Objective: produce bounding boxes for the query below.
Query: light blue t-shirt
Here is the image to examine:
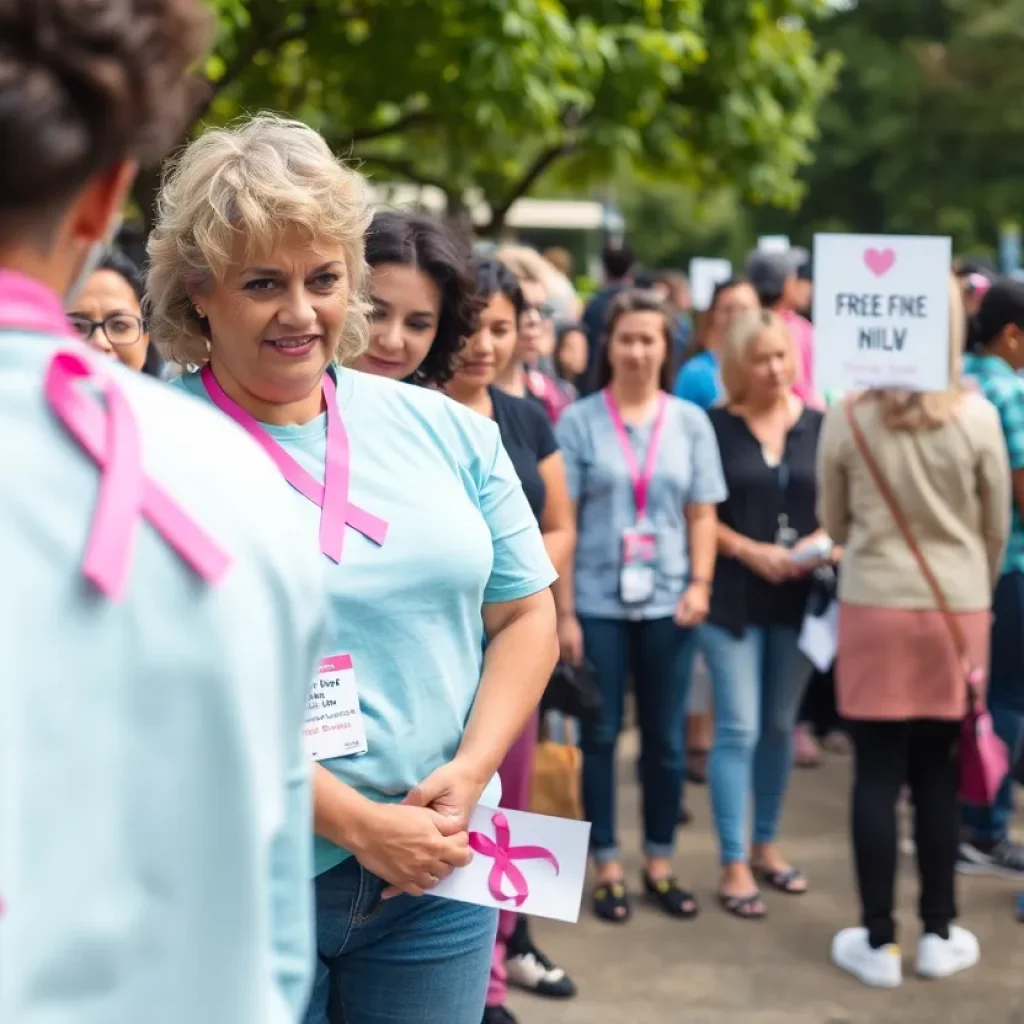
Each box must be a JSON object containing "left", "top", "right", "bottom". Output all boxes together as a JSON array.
[
  {"left": 673, "top": 350, "right": 722, "bottom": 410},
  {"left": 556, "top": 391, "right": 727, "bottom": 620},
  {"left": 177, "top": 367, "right": 557, "bottom": 876},
  {"left": 1, "top": 333, "right": 327, "bottom": 1024}
]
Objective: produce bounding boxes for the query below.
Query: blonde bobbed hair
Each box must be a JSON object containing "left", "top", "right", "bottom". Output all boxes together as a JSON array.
[
  {"left": 719, "top": 308, "right": 796, "bottom": 405},
  {"left": 868, "top": 276, "right": 965, "bottom": 430},
  {"left": 147, "top": 114, "right": 373, "bottom": 367}
]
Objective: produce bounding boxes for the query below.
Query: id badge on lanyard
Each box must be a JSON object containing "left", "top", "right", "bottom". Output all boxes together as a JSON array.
[
  {"left": 604, "top": 390, "right": 667, "bottom": 607},
  {"left": 304, "top": 654, "right": 369, "bottom": 761}
]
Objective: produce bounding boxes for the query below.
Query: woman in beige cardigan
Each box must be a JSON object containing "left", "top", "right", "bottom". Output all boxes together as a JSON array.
[{"left": 817, "top": 280, "right": 1010, "bottom": 989}]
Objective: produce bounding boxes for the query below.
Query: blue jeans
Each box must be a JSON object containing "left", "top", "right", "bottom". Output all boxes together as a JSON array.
[
  {"left": 303, "top": 858, "right": 497, "bottom": 1024},
  {"left": 701, "top": 624, "right": 812, "bottom": 865},
  {"left": 963, "top": 570, "right": 1024, "bottom": 844},
  {"left": 578, "top": 616, "right": 697, "bottom": 863}
]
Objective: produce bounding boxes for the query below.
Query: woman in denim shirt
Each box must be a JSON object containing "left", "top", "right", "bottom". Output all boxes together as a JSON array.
[{"left": 556, "top": 289, "right": 726, "bottom": 924}]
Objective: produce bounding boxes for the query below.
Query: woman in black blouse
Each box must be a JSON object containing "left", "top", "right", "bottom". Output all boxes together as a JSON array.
[
  {"left": 443, "top": 257, "right": 577, "bottom": 1024},
  {"left": 702, "top": 309, "right": 829, "bottom": 919}
]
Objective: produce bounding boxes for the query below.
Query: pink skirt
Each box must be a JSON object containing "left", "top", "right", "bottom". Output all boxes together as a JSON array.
[{"left": 836, "top": 602, "right": 990, "bottom": 721}]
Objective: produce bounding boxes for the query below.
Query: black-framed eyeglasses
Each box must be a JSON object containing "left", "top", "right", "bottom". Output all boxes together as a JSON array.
[{"left": 67, "top": 313, "right": 145, "bottom": 348}]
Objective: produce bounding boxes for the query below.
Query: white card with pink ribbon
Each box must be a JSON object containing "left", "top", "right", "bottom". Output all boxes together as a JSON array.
[
  {"left": 812, "top": 232, "right": 952, "bottom": 394},
  {"left": 427, "top": 806, "right": 591, "bottom": 923}
]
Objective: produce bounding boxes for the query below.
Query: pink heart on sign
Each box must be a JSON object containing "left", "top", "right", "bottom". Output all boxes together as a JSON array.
[{"left": 864, "top": 247, "right": 896, "bottom": 276}]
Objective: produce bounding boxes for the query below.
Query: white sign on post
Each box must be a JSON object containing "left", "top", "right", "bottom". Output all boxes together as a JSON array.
[
  {"left": 812, "top": 233, "right": 952, "bottom": 394},
  {"left": 688, "top": 258, "right": 733, "bottom": 311}
]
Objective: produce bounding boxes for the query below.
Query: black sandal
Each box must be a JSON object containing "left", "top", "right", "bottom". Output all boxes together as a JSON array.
[
  {"left": 718, "top": 890, "right": 766, "bottom": 920},
  {"left": 686, "top": 749, "right": 709, "bottom": 785},
  {"left": 643, "top": 873, "right": 700, "bottom": 919},
  {"left": 592, "top": 882, "right": 631, "bottom": 923},
  {"left": 754, "top": 866, "right": 808, "bottom": 895}
]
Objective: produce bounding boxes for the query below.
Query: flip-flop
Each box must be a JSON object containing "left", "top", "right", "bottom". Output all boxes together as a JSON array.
[
  {"left": 754, "top": 866, "right": 808, "bottom": 895},
  {"left": 718, "top": 890, "right": 766, "bottom": 920}
]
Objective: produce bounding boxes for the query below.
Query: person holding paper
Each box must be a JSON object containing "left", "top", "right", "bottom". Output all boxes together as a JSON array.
[
  {"left": 557, "top": 289, "right": 726, "bottom": 924},
  {"left": 819, "top": 278, "right": 1009, "bottom": 987},
  {"left": 148, "top": 116, "right": 559, "bottom": 1024},
  {"left": 0, "top": 5, "right": 329, "bottom": 1024},
  {"left": 702, "top": 309, "right": 825, "bottom": 920},
  {"left": 443, "top": 257, "right": 578, "bottom": 1023}
]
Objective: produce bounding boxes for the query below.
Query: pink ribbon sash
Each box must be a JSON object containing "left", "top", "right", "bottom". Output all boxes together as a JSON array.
[
  {"left": 45, "top": 351, "right": 232, "bottom": 600},
  {"left": 469, "top": 811, "right": 560, "bottom": 907},
  {"left": 201, "top": 367, "right": 388, "bottom": 563}
]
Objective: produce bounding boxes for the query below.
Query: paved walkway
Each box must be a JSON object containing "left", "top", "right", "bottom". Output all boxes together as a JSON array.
[{"left": 508, "top": 734, "right": 1024, "bottom": 1024}]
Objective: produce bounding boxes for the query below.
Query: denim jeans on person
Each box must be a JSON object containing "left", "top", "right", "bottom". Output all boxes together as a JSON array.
[
  {"left": 303, "top": 858, "right": 498, "bottom": 1024},
  {"left": 962, "top": 570, "right": 1024, "bottom": 844},
  {"left": 701, "top": 624, "right": 812, "bottom": 864},
  {"left": 578, "top": 616, "right": 697, "bottom": 863}
]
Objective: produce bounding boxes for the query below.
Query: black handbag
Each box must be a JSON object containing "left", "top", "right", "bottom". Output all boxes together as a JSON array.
[{"left": 541, "top": 659, "right": 603, "bottom": 722}]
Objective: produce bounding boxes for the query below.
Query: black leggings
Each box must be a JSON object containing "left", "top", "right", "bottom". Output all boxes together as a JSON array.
[{"left": 848, "top": 718, "right": 960, "bottom": 948}]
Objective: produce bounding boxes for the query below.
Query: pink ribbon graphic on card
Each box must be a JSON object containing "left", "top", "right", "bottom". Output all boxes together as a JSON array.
[
  {"left": 469, "top": 812, "right": 560, "bottom": 907},
  {"left": 44, "top": 350, "right": 232, "bottom": 600},
  {"left": 864, "top": 247, "right": 896, "bottom": 277},
  {"left": 201, "top": 366, "right": 388, "bottom": 563}
]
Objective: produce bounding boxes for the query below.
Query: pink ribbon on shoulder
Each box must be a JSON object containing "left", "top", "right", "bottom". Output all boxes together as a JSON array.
[
  {"left": 469, "top": 811, "right": 560, "bottom": 907},
  {"left": 44, "top": 350, "right": 232, "bottom": 600}
]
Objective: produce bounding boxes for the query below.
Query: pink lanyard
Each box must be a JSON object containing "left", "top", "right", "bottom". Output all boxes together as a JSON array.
[
  {"left": 0, "top": 270, "right": 231, "bottom": 600},
  {"left": 602, "top": 389, "right": 667, "bottom": 522},
  {"left": 200, "top": 366, "right": 388, "bottom": 563}
]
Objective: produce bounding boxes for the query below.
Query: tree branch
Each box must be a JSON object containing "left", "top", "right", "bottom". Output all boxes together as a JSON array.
[
  {"left": 485, "top": 142, "right": 575, "bottom": 233},
  {"left": 357, "top": 154, "right": 451, "bottom": 194},
  {"left": 348, "top": 110, "right": 432, "bottom": 144}
]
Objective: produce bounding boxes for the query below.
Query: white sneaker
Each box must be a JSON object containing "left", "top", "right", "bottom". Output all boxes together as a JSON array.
[
  {"left": 831, "top": 927, "right": 902, "bottom": 988},
  {"left": 916, "top": 926, "right": 980, "bottom": 979}
]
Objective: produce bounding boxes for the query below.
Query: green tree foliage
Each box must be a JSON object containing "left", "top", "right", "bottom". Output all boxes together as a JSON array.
[
  {"left": 133, "top": 0, "right": 837, "bottom": 234},
  {"left": 750, "top": 0, "right": 1024, "bottom": 253}
]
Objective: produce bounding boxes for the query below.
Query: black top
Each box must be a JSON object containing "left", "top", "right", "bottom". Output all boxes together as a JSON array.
[
  {"left": 490, "top": 386, "right": 558, "bottom": 523},
  {"left": 707, "top": 406, "right": 824, "bottom": 636}
]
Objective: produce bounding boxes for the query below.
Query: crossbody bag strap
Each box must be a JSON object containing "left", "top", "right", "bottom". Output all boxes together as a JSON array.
[{"left": 843, "top": 399, "right": 969, "bottom": 659}]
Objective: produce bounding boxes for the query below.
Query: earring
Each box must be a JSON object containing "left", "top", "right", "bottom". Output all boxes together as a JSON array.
[{"left": 194, "top": 306, "right": 205, "bottom": 319}]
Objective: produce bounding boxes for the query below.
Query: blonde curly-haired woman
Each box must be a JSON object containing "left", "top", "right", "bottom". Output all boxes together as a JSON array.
[{"left": 147, "top": 115, "right": 559, "bottom": 1024}]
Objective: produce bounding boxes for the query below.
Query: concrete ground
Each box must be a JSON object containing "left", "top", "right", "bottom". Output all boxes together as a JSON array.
[{"left": 507, "top": 733, "right": 1024, "bottom": 1024}]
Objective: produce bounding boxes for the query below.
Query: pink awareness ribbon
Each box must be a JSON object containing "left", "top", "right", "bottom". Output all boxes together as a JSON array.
[
  {"left": 44, "top": 350, "right": 232, "bottom": 600},
  {"left": 201, "top": 366, "right": 388, "bottom": 563},
  {"left": 469, "top": 811, "right": 560, "bottom": 907}
]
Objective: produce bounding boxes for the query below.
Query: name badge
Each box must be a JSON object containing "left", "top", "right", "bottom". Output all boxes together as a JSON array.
[
  {"left": 620, "top": 526, "right": 657, "bottom": 605},
  {"left": 304, "top": 654, "right": 368, "bottom": 761}
]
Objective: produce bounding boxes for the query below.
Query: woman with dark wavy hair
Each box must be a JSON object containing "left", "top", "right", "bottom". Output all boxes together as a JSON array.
[{"left": 356, "top": 209, "right": 479, "bottom": 385}]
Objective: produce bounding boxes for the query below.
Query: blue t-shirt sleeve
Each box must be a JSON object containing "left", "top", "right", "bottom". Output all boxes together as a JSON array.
[
  {"left": 674, "top": 360, "right": 718, "bottom": 410},
  {"left": 997, "top": 383, "right": 1024, "bottom": 471},
  {"left": 554, "top": 407, "right": 586, "bottom": 501},
  {"left": 477, "top": 422, "right": 558, "bottom": 604},
  {"left": 683, "top": 404, "right": 729, "bottom": 505}
]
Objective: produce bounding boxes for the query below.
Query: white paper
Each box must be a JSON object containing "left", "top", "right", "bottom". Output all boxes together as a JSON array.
[
  {"left": 798, "top": 600, "right": 839, "bottom": 673},
  {"left": 812, "top": 233, "right": 952, "bottom": 394},
  {"left": 689, "top": 257, "right": 733, "bottom": 311},
  {"left": 428, "top": 805, "right": 591, "bottom": 923},
  {"left": 303, "top": 654, "right": 368, "bottom": 761},
  {"left": 757, "top": 234, "right": 791, "bottom": 253}
]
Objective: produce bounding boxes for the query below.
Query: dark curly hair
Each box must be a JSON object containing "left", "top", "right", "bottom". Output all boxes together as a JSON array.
[
  {"left": 365, "top": 210, "right": 480, "bottom": 387},
  {"left": 0, "top": 0, "right": 211, "bottom": 238},
  {"left": 474, "top": 257, "right": 526, "bottom": 319}
]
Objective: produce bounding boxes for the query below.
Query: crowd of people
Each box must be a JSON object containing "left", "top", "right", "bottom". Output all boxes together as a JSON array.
[{"left": 4, "top": 1, "right": 1024, "bottom": 1023}]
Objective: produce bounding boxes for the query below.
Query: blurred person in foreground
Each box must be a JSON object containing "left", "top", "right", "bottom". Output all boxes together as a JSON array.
[
  {"left": 582, "top": 239, "right": 636, "bottom": 389},
  {"left": 745, "top": 248, "right": 818, "bottom": 407},
  {"left": 0, "top": 2, "right": 328, "bottom": 1023},
  {"left": 821, "top": 279, "right": 1009, "bottom": 987}
]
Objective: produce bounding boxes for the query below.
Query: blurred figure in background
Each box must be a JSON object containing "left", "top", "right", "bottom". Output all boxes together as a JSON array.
[
  {"left": 673, "top": 277, "right": 760, "bottom": 411},
  {"left": 67, "top": 248, "right": 167, "bottom": 378},
  {"left": 821, "top": 279, "right": 1007, "bottom": 987},
  {"left": 656, "top": 270, "right": 694, "bottom": 370},
  {"left": 745, "top": 249, "right": 818, "bottom": 407},
  {"left": 582, "top": 239, "right": 636, "bottom": 390},
  {"left": 553, "top": 322, "right": 588, "bottom": 402}
]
